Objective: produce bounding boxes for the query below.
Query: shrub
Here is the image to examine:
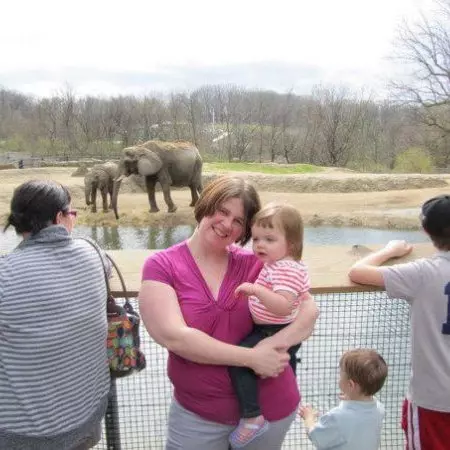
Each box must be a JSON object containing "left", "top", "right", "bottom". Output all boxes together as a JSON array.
[{"left": 393, "top": 147, "right": 434, "bottom": 173}]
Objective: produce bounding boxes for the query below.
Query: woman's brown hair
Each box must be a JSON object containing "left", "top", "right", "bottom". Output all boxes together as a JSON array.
[{"left": 194, "top": 176, "right": 261, "bottom": 245}]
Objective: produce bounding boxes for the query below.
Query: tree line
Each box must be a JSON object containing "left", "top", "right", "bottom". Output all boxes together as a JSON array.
[
  {"left": 1, "top": 0, "right": 450, "bottom": 171},
  {"left": 0, "top": 84, "right": 440, "bottom": 171}
]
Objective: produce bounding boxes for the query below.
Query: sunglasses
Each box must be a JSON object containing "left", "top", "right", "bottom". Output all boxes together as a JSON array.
[{"left": 67, "top": 210, "right": 78, "bottom": 218}]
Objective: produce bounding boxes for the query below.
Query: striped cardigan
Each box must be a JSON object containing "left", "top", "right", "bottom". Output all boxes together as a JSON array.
[{"left": 0, "top": 225, "right": 110, "bottom": 449}]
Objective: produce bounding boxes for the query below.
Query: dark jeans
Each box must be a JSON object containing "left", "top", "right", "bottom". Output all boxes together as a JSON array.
[{"left": 228, "top": 324, "right": 301, "bottom": 419}]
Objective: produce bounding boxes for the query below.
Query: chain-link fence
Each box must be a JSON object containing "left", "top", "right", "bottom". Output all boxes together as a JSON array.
[{"left": 95, "top": 291, "right": 410, "bottom": 449}]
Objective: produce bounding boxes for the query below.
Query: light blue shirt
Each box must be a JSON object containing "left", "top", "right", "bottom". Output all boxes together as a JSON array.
[{"left": 308, "top": 399, "right": 384, "bottom": 450}]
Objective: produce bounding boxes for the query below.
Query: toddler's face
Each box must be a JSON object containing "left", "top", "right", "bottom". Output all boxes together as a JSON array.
[
  {"left": 251, "top": 224, "right": 290, "bottom": 264},
  {"left": 339, "top": 369, "right": 351, "bottom": 396}
]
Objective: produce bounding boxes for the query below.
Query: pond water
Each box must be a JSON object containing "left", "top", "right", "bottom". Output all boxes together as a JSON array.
[{"left": 0, "top": 225, "right": 428, "bottom": 252}]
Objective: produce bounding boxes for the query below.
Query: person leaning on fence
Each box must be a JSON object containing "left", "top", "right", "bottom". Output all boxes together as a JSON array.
[
  {"left": 299, "top": 349, "right": 386, "bottom": 450},
  {"left": 138, "top": 175, "right": 319, "bottom": 450},
  {"left": 348, "top": 194, "right": 450, "bottom": 450},
  {"left": 228, "top": 203, "right": 311, "bottom": 448},
  {"left": 0, "top": 180, "right": 111, "bottom": 450}
]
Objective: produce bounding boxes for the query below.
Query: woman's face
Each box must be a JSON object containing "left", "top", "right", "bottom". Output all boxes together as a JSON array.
[
  {"left": 57, "top": 204, "right": 77, "bottom": 234},
  {"left": 198, "top": 197, "right": 245, "bottom": 250}
]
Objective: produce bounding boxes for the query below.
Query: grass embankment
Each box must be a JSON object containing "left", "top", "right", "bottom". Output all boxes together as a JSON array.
[{"left": 203, "top": 162, "right": 323, "bottom": 174}]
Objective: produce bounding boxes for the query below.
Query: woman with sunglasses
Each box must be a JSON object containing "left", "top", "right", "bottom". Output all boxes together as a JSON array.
[{"left": 0, "top": 180, "right": 110, "bottom": 450}]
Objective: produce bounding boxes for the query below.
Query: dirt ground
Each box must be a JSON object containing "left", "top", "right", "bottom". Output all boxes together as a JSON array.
[{"left": 1, "top": 167, "right": 449, "bottom": 230}]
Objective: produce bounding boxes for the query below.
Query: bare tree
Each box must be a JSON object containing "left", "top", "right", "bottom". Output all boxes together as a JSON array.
[
  {"left": 36, "top": 97, "right": 60, "bottom": 153},
  {"left": 391, "top": 0, "right": 450, "bottom": 140},
  {"left": 311, "top": 86, "right": 370, "bottom": 166},
  {"left": 181, "top": 90, "right": 203, "bottom": 147},
  {"left": 168, "top": 92, "right": 184, "bottom": 140}
]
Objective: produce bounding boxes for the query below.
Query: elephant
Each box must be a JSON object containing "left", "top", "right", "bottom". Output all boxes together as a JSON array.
[
  {"left": 112, "top": 140, "right": 203, "bottom": 219},
  {"left": 84, "top": 161, "right": 118, "bottom": 213}
]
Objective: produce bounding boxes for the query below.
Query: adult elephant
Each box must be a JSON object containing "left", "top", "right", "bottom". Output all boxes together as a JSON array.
[
  {"left": 112, "top": 140, "right": 203, "bottom": 219},
  {"left": 84, "top": 161, "right": 118, "bottom": 213}
]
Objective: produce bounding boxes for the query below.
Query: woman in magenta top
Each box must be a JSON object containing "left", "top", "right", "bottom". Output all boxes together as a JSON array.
[{"left": 139, "top": 176, "right": 319, "bottom": 450}]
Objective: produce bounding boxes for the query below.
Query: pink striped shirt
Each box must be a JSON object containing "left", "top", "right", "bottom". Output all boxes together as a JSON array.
[{"left": 249, "top": 259, "right": 310, "bottom": 324}]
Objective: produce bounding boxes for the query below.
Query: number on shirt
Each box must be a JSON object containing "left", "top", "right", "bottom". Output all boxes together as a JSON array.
[{"left": 443, "top": 282, "right": 450, "bottom": 335}]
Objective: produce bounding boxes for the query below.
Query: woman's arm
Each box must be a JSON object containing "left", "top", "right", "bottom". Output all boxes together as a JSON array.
[
  {"left": 139, "top": 280, "right": 289, "bottom": 377},
  {"left": 258, "top": 293, "right": 319, "bottom": 348}
]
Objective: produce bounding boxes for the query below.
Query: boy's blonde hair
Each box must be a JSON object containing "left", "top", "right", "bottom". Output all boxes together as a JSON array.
[
  {"left": 252, "top": 202, "right": 304, "bottom": 260},
  {"left": 340, "top": 349, "right": 388, "bottom": 396}
]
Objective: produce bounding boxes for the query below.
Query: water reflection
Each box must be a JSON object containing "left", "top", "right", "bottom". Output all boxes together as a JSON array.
[
  {"left": 0, "top": 225, "right": 197, "bottom": 252},
  {"left": 0, "top": 225, "right": 427, "bottom": 253},
  {"left": 76, "top": 225, "right": 197, "bottom": 250}
]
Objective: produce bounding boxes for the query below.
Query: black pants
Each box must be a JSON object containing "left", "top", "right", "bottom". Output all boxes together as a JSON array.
[{"left": 228, "top": 324, "right": 301, "bottom": 419}]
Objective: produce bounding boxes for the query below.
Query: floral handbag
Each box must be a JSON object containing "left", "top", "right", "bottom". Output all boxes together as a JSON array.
[{"left": 80, "top": 238, "right": 146, "bottom": 378}]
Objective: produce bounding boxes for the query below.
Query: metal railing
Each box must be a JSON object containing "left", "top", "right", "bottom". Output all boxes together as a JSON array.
[{"left": 95, "top": 291, "right": 410, "bottom": 449}]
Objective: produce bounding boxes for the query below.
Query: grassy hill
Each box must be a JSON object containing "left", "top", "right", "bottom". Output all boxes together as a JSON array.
[{"left": 203, "top": 162, "right": 324, "bottom": 174}]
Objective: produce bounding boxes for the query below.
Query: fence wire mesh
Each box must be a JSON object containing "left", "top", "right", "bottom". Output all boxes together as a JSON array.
[{"left": 95, "top": 291, "right": 410, "bottom": 449}]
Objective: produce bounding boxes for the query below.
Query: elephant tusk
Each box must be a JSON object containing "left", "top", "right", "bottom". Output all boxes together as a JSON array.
[{"left": 115, "top": 175, "right": 125, "bottom": 182}]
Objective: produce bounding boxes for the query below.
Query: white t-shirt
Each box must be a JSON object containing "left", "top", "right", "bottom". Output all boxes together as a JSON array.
[{"left": 381, "top": 251, "right": 450, "bottom": 412}]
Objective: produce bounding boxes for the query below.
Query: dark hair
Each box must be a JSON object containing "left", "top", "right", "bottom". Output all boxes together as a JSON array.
[
  {"left": 340, "top": 349, "right": 388, "bottom": 396},
  {"left": 252, "top": 203, "right": 304, "bottom": 259},
  {"left": 4, "top": 180, "right": 72, "bottom": 235},
  {"left": 420, "top": 195, "right": 450, "bottom": 250},
  {"left": 194, "top": 176, "right": 261, "bottom": 245}
]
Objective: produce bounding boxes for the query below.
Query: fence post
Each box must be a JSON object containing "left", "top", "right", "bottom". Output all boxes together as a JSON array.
[{"left": 105, "top": 378, "right": 122, "bottom": 450}]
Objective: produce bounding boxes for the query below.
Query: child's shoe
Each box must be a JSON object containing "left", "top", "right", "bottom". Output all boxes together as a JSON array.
[{"left": 229, "top": 416, "right": 270, "bottom": 448}]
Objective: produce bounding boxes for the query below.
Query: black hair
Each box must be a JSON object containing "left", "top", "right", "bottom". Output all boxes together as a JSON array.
[
  {"left": 421, "top": 195, "right": 450, "bottom": 250},
  {"left": 4, "top": 180, "right": 72, "bottom": 235}
]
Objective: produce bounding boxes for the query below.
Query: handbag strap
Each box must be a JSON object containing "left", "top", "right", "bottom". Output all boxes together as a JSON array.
[{"left": 77, "top": 237, "right": 129, "bottom": 302}]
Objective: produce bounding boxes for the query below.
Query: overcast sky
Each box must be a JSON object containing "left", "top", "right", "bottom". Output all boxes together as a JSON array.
[{"left": 0, "top": 0, "right": 436, "bottom": 98}]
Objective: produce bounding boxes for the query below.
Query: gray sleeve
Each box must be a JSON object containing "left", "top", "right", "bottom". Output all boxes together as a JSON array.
[
  {"left": 102, "top": 251, "right": 113, "bottom": 278},
  {"left": 308, "top": 409, "right": 347, "bottom": 449},
  {"left": 0, "top": 258, "right": 5, "bottom": 305},
  {"left": 380, "top": 260, "right": 423, "bottom": 304}
]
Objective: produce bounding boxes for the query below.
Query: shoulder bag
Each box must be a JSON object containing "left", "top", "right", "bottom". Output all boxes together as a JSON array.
[{"left": 79, "top": 238, "right": 146, "bottom": 378}]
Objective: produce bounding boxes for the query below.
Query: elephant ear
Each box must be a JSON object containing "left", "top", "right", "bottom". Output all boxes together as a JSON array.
[{"left": 138, "top": 151, "right": 163, "bottom": 176}]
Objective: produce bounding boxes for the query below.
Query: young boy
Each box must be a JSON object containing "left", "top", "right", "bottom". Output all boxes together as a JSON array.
[
  {"left": 228, "top": 203, "right": 311, "bottom": 448},
  {"left": 299, "top": 349, "right": 387, "bottom": 450},
  {"left": 348, "top": 194, "right": 450, "bottom": 450}
]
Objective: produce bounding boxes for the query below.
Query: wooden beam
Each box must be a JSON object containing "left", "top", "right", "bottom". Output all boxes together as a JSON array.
[{"left": 107, "top": 242, "right": 436, "bottom": 297}]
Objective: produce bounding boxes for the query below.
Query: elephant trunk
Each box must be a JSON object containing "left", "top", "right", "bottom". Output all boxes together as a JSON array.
[
  {"left": 85, "top": 185, "right": 91, "bottom": 206},
  {"left": 111, "top": 176, "right": 124, "bottom": 220}
]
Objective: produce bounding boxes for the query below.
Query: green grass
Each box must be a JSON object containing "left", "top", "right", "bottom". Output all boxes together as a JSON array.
[{"left": 204, "top": 162, "right": 324, "bottom": 174}]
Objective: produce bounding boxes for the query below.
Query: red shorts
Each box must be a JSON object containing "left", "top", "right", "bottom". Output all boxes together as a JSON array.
[{"left": 402, "top": 399, "right": 450, "bottom": 450}]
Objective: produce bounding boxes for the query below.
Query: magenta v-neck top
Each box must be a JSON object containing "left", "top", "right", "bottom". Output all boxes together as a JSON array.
[{"left": 142, "top": 241, "right": 300, "bottom": 425}]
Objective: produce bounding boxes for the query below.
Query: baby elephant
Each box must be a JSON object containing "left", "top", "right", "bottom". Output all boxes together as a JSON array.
[{"left": 84, "top": 162, "right": 118, "bottom": 213}]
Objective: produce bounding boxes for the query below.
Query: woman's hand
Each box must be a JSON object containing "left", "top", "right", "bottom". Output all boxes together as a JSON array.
[{"left": 248, "top": 341, "right": 289, "bottom": 378}]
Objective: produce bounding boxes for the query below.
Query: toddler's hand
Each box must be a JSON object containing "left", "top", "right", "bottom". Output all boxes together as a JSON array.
[
  {"left": 298, "top": 404, "right": 317, "bottom": 421},
  {"left": 235, "top": 282, "right": 256, "bottom": 297}
]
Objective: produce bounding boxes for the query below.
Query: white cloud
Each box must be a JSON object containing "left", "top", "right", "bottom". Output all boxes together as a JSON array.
[{"left": 0, "top": 0, "right": 437, "bottom": 96}]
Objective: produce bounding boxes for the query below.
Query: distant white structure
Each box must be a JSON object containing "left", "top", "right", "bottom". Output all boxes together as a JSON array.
[{"left": 212, "top": 131, "right": 229, "bottom": 143}]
